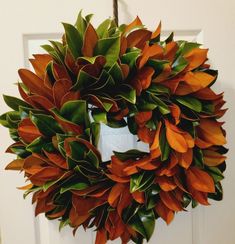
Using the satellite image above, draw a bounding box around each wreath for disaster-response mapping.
[0,11,228,244]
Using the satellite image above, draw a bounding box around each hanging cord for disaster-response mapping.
[113,0,119,26]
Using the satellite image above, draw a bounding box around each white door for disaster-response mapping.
[0,0,235,244]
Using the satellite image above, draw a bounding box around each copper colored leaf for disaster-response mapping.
[18,69,52,100]
[82,23,98,57]
[5,159,24,170]
[186,167,215,193]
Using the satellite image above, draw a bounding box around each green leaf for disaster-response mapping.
[88,96,113,113]
[75,10,87,36]
[96,19,113,38]
[171,56,188,75]
[164,32,174,43]
[9,144,30,158]
[194,147,204,167]
[89,70,115,91]
[67,140,88,161]
[92,109,107,124]
[77,55,102,64]
[182,194,192,208]
[127,104,138,117]
[179,41,201,55]
[0,111,20,128]
[49,40,65,63]
[45,61,56,82]
[26,137,48,153]
[59,218,70,231]
[121,50,140,69]
[130,171,155,193]
[208,182,223,201]
[91,122,100,147]
[138,98,157,111]
[74,165,100,180]
[108,62,123,83]
[9,128,19,141]
[127,117,137,135]
[86,149,99,168]
[85,14,93,23]
[94,36,121,67]
[23,186,42,199]
[19,106,44,119]
[117,85,136,104]
[60,100,90,127]
[106,118,127,128]
[159,127,170,161]
[3,95,31,111]
[30,113,62,136]
[129,208,155,241]
[60,182,89,194]
[41,45,62,64]
[0,113,9,127]
[147,59,169,77]
[206,166,224,183]
[6,112,20,128]
[43,172,71,191]
[150,95,170,115]
[146,185,160,209]
[114,149,148,161]
[122,202,141,223]
[176,96,202,113]
[72,70,98,91]
[147,83,170,95]
[63,23,83,58]
[202,103,215,114]
[192,199,198,208]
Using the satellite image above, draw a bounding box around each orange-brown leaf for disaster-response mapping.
[44,151,68,169]
[29,54,52,79]
[29,167,64,186]
[95,229,107,244]
[137,44,163,68]
[175,71,216,95]
[132,190,145,203]
[203,150,226,166]
[26,95,54,110]
[159,191,183,211]
[18,118,42,143]
[197,119,227,146]
[5,159,24,170]
[126,29,152,49]
[108,183,126,206]
[23,155,46,174]
[124,16,143,34]
[155,201,174,225]
[135,111,152,125]
[18,69,52,100]
[184,48,208,71]
[151,21,161,39]
[157,176,177,191]
[164,41,178,62]
[187,184,210,205]
[137,126,155,144]
[169,104,181,125]
[186,167,215,193]
[17,183,33,190]
[53,79,72,109]
[177,149,193,169]
[165,120,188,153]
[82,23,98,57]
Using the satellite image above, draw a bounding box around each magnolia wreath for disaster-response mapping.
[0,12,228,244]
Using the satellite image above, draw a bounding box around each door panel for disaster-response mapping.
[0,0,234,243]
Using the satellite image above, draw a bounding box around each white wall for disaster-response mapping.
[0,0,235,244]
